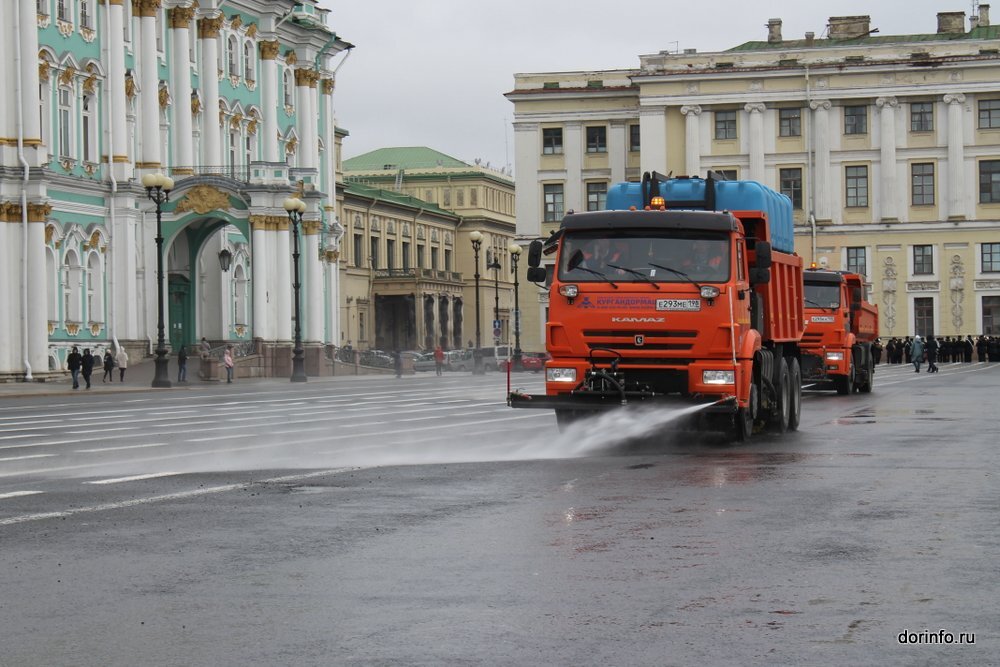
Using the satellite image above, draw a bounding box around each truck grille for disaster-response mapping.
[582,330,698,354]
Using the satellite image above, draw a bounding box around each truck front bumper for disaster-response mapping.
[508,390,737,416]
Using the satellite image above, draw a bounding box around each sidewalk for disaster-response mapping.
[0,358,377,399]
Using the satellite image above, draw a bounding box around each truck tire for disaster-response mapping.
[834,361,853,395]
[733,382,757,441]
[859,356,874,394]
[788,357,802,431]
[769,357,790,433]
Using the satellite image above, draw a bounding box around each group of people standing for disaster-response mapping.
[872,334,1000,373]
[65,346,128,389]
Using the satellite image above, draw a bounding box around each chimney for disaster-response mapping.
[828,15,872,39]
[981,4,991,27]
[805,31,815,46]
[937,11,966,33]
[768,18,783,43]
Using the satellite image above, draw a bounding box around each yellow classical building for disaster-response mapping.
[507,8,1000,346]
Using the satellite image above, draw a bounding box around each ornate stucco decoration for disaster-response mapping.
[882,257,897,334]
[285,50,298,65]
[39,60,51,83]
[246,24,257,38]
[259,40,279,60]
[57,18,75,38]
[322,78,334,95]
[125,73,136,100]
[65,323,81,336]
[158,83,171,109]
[284,137,297,155]
[45,224,56,245]
[175,185,231,215]
[59,66,76,87]
[975,280,1000,290]
[190,91,201,115]
[81,25,96,43]
[246,119,258,135]
[230,113,243,129]
[230,14,242,30]
[83,72,97,95]
[387,221,396,234]
[950,254,965,330]
[907,281,940,292]
[197,16,223,39]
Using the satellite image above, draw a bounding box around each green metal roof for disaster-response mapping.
[343,181,458,219]
[343,147,470,172]
[727,24,1000,51]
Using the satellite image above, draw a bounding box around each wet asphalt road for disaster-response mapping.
[0,362,997,665]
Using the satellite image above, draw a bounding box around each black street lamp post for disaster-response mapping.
[488,257,501,344]
[142,172,174,388]
[508,242,522,371]
[469,230,485,374]
[284,197,308,382]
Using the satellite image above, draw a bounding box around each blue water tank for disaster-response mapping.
[603,176,795,254]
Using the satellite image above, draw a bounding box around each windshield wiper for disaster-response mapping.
[648,262,704,291]
[572,265,619,289]
[805,298,836,311]
[607,263,660,289]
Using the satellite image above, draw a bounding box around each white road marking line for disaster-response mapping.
[75,443,170,453]
[0,468,355,526]
[86,472,181,485]
[0,454,56,463]
[0,491,43,500]
[0,440,77,451]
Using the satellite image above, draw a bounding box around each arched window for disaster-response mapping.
[63,250,83,323]
[283,69,292,107]
[228,128,239,172]
[58,86,73,158]
[227,36,239,77]
[243,42,254,82]
[87,251,103,323]
[81,95,95,163]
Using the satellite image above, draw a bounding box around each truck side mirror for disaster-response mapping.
[527,240,543,268]
[750,267,771,284]
[755,241,772,270]
[526,266,547,283]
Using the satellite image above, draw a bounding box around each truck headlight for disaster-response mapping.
[702,370,735,385]
[559,284,579,298]
[700,285,721,299]
[546,368,577,383]
[825,351,844,361]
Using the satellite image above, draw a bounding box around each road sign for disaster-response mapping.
[493,327,502,338]
[492,319,501,330]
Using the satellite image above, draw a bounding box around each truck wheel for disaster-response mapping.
[733,383,757,441]
[769,357,790,433]
[788,357,802,431]
[834,361,854,395]
[859,356,874,394]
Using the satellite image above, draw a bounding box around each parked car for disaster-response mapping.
[412,352,438,372]
[447,347,507,372]
[499,351,550,372]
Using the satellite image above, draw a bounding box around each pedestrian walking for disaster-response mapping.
[66,346,82,389]
[433,345,445,376]
[177,345,188,383]
[925,335,939,373]
[115,347,129,382]
[102,349,115,383]
[81,348,96,388]
[872,338,883,365]
[223,345,234,383]
[911,335,924,373]
[393,350,402,379]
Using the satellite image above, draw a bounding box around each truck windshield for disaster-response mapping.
[804,283,841,309]
[559,232,729,283]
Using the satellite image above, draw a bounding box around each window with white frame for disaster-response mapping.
[844,105,868,135]
[586,182,607,211]
[585,126,607,153]
[58,87,72,158]
[982,242,1000,272]
[87,252,103,322]
[64,251,83,322]
[57,0,68,22]
[913,245,933,275]
[911,163,935,205]
[978,99,1000,129]
[715,110,737,140]
[846,247,867,277]
[845,165,869,207]
[80,0,91,29]
[910,102,933,132]
[81,95,95,163]
[243,42,254,81]
[228,36,239,77]
[38,0,49,17]
[543,184,564,222]
[779,108,801,137]
[283,69,293,106]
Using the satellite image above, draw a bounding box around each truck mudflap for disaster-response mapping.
[508,390,737,416]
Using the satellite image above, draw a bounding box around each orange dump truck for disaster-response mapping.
[510,172,806,440]
[800,269,879,394]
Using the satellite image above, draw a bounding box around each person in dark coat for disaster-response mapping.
[977,335,988,362]
[80,348,96,388]
[392,350,402,379]
[102,349,115,383]
[872,338,883,365]
[177,345,188,383]
[925,336,939,373]
[964,335,974,363]
[989,336,1000,362]
[904,337,913,364]
[911,335,925,373]
[66,346,82,389]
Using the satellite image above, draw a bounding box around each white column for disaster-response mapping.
[745,103,766,182]
[513,122,541,236]
[308,82,320,171]
[294,68,314,170]
[137,1,161,169]
[563,121,582,212]
[810,100,832,221]
[16,0,43,166]
[251,217,270,339]
[609,120,627,184]
[321,78,340,346]
[169,7,195,172]
[260,41,280,164]
[276,220,292,341]
[198,15,222,167]
[304,224,323,342]
[639,106,668,176]
[26,207,48,373]
[106,0,130,178]
[876,96,899,221]
[944,93,966,220]
[680,105,702,177]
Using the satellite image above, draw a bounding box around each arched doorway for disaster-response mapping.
[168,275,192,351]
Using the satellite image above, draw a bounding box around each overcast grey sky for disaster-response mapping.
[323,1,973,172]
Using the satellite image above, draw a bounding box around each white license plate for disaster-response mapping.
[811,315,835,323]
[656,299,701,311]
